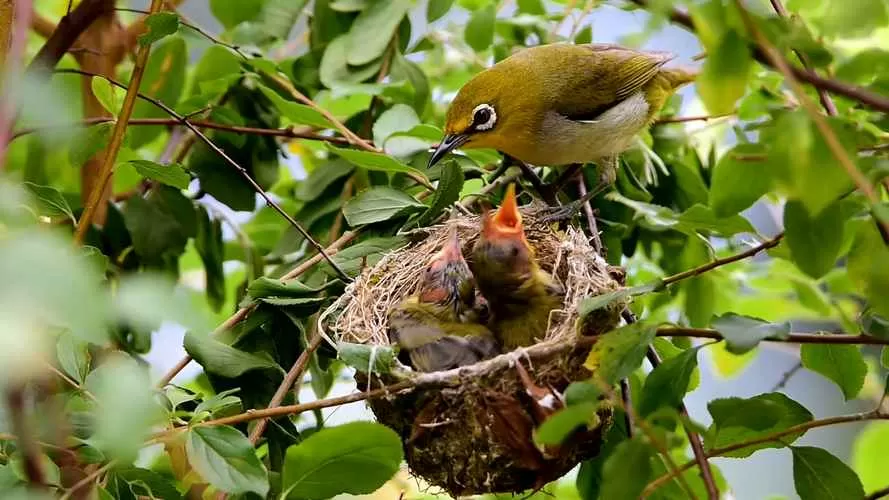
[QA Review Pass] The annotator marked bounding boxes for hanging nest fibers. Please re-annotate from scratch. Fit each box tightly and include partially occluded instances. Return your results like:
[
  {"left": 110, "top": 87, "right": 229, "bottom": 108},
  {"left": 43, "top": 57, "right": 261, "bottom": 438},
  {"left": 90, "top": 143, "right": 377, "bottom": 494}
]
[{"left": 319, "top": 205, "right": 627, "bottom": 497}]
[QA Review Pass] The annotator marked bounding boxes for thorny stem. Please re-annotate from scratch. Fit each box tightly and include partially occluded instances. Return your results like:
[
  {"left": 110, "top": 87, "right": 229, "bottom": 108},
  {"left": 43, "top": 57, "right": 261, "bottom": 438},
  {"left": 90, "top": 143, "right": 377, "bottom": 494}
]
[
  {"left": 72, "top": 0, "right": 167, "bottom": 245},
  {"left": 642, "top": 410, "right": 889, "bottom": 497},
  {"left": 57, "top": 68, "right": 353, "bottom": 281}
]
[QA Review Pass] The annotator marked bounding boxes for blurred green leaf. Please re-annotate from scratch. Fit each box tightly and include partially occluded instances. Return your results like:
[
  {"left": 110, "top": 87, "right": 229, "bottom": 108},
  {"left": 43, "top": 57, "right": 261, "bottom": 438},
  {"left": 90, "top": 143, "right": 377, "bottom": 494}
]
[
  {"left": 416, "top": 161, "right": 464, "bottom": 226},
  {"left": 129, "top": 160, "right": 190, "bottom": 190},
  {"left": 852, "top": 421, "right": 889, "bottom": 494},
  {"left": 347, "top": 0, "right": 412, "bottom": 66},
  {"left": 534, "top": 402, "right": 599, "bottom": 446},
  {"left": 130, "top": 36, "right": 187, "bottom": 148},
  {"left": 598, "top": 438, "right": 653, "bottom": 500},
  {"left": 23, "top": 182, "right": 75, "bottom": 223},
  {"left": 56, "top": 331, "right": 91, "bottom": 384},
  {"left": 792, "top": 446, "right": 865, "bottom": 500},
  {"left": 427, "top": 0, "right": 455, "bottom": 22},
  {"left": 210, "top": 0, "right": 263, "bottom": 29},
  {"left": 373, "top": 104, "right": 421, "bottom": 155},
  {"left": 116, "top": 273, "right": 210, "bottom": 334},
  {"left": 296, "top": 158, "right": 354, "bottom": 202},
  {"left": 575, "top": 25, "right": 593, "bottom": 44},
  {"left": 584, "top": 323, "right": 656, "bottom": 386},
  {"left": 258, "top": 0, "right": 310, "bottom": 40},
  {"left": 327, "top": 144, "right": 428, "bottom": 179},
  {"left": 282, "top": 421, "right": 402, "bottom": 499},
  {"left": 465, "top": 4, "right": 496, "bottom": 52},
  {"left": 258, "top": 84, "right": 334, "bottom": 128},
  {"left": 708, "top": 144, "right": 772, "bottom": 217},
  {"left": 517, "top": 0, "right": 545, "bottom": 14},
  {"left": 138, "top": 12, "right": 180, "bottom": 46},
  {"left": 91, "top": 77, "right": 123, "bottom": 116},
  {"left": 810, "top": 0, "right": 888, "bottom": 38},
  {"left": 184, "top": 331, "right": 282, "bottom": 378},
  {"left": 706, "top": 393, "right": 813, "bottom": 458},
  {"left": 195, "top": 206, "right": 226, "bottom": 312},
  {"left": 711, "top": 313, "right": 791, "bottom": 354},
  {"left": 698, "top": 29, "right": 751, "bottom": 115},
  {"left": 116, "top": 468, "right": 182, "bottom": 500},
  {"left": 319, "top": 35, "right": 384, "bottom": 88},
  {"left": 187, "top": 425, "right": 269, "bottom": 496},
  {"left": 639, "top": 346, "right": 700, "bottom": 418},
  {"left": 784, "top": 199, "right": 843, "bottom": 279},
  {"left": 320, "top": 236, "right": 409, "bottom": 276},
  {"left": 69, "top": 123, "right": 114, "bottom": 167},
  {"left": 578, "top": 282, "right": 659, "bottom": 318},
  {"left": 337, "top": 342, "right": 397, "bottom": 374},
  {"left": 800, "top": 343, "right": 866, "bottom": 401},
  {"left": 848, "top": 222, "right": 889, "bottom": 317}
]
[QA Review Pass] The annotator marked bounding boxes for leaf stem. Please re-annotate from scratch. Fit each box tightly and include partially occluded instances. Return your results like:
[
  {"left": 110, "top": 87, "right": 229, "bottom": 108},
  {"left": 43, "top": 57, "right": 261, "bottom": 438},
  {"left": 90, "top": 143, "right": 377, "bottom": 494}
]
[{"left": 72, "top": 0, "right": 167, "bottom": 245}]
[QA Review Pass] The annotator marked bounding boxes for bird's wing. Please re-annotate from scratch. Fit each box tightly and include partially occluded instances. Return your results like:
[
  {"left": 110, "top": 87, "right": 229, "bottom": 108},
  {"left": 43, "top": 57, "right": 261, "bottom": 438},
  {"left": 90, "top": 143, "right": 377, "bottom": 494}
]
[{"left": 559, "top": 44, "right": 676, "bottom": 122}]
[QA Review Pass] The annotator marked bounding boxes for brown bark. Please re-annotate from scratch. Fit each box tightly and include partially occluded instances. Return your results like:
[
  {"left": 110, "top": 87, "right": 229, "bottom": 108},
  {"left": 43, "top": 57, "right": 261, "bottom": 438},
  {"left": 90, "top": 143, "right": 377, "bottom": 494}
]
[{"left": 1, "top": 1, "right": 13, "bottom": 67}]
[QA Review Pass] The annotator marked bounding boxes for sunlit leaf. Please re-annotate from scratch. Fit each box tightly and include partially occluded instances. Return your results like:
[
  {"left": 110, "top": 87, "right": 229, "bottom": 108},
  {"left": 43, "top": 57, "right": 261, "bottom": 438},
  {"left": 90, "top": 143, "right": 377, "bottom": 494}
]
[
  {"left": 711, "top": 313, "right": 791, "bottom": 354},
  {"left": 800, "top": 343, "right": 866, "bottom": 401},
  {"left": 706, "top": 392, "right": 813, "bottom": 458},
  {"left": 186, "top": 425, "right": 269, "bottom": 496},
  {"left": 792, "top": 446, "right": 865, "bottom": 500},
  {"left": 138, "top": 12, "right": 180, "bottom": 46},
  {"left": 346, "top": 0, "right": 412, "bottom": 66}
]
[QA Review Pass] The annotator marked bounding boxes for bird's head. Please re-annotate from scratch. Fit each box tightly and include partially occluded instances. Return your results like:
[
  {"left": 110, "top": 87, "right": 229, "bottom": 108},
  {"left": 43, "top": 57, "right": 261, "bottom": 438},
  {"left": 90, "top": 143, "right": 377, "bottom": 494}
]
[
  {"left": 475, "top": 183, "right": 535, "bottom": 279},
  {"left": 417, "top": 227, "right": 476, "bottom": 309}
]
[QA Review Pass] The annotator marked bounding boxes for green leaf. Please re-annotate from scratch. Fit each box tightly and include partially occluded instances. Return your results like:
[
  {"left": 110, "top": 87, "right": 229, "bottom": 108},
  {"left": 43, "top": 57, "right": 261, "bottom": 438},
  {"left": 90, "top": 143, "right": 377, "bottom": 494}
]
[
  {"left": 23, "top": 182, "right": 75, "bottom": 223},
  {"left": 800, "top": 343, "right": 866, "bottom": 401},
  {"left": 599, "top": 438, "right": 654, "bottom": 500},
  {"left": 69, "top": 122, "right": 114, "bottom": 166},
  {"left": 711, "top": 313, "right": 791, "bottom": 354},
  {"left": 122, "top": 188, "right": 193, "bottom": 262},
  {"left": 116, "top": 467, "right": 182, "bottom": 500},
  {"left": 607, "top": 194, "right": 754, "bottom": 237},
  {"left": 416, "top": 161, "right": 464, "bottom": 226},
  {"left": 374, "top": 104, "right": 424, "bottom": 157},
  {"left": 465, "top": 4, "right": 496, "bottom": 52},
  {"left": 246, "top": 276, "right": 328, "bottom": 299},
  {"left": 574, "top": 25, "right": 593, "bottom": 44},
  {"left": 784, "top": 199, "right": 843, "bottom": 279},
  {"left": 184, "top": 331, "right": 282, "bottom": 378},
  {"left": 578, "top": 282, "right": 659, "bottom": 318},
  {"left": 639, "top": 346, "right": 700, "bottom": 417},
  {"left": 258, "top": 85, "right": 334, "bottom": 129},
  {"left": 319, "top": 35, "right": 384, "bottom": 88},
  {"left": 792, "top": 446, "right": 865, "bottom": 500},
  {"left": 296, "top": 159, "right": 354, "bottom": 202},
  {"left": 534, "top": 402, "right": 599, "bottom": 446},
  {"left": 91, "top": 77, "right": 123, "bottom": 116},
  {"left": 282, "top": 421, "right": 402, "bottom": 498},
  {"left": 115, "top": 273, "right": 210, "bottom": 335},
  {"left": 327, "top": 144, "right": 428, "bottom": 180},
  {"left": 584, "top": 323, "right": 656, "bottom": 386},
  {"left": 129, "top": 160, "right": 190, "bottom": 190},
  {"left": 193, "top": 389, "right": 243, "bottom": 421},
  {"left": 427, "top": 0, "right": 454, "bottom": 22},
  {"left": 321, "top": 236, "right": 408, "bottom": 276},
  {"left": 706, "top": 393, "right": 813, "bottom": 458},
  {"left": 343, "top": 187, "right": 425, "bottom": 226},
  {"left": 698, "top": 29, "right": 752, "bottom": 115},
  {"left": 848, "top": 223, "right": 889, "bottom": 318},
  {"left": 186, "top": 425, "right": 269, "bottom": 496},
  {"left": 56, "top": 331, "right": 91, "bottom": 384},
  {"left": 130, "top": 36, "right": 187, "bottom": 148},
  {"left": 852, "top": 421, "right": 889, "bottom": 494},
  {"left": 346, "top": 0, "right": 411, "bottom": 66},
  {"left": 517, "top": 0, "right": 545, "bottom": 14},
  {"left": 138, "top": 12, "right": 180, "bottom": 46},
  {"left": 337, "top": 342, "right": 397, "bottom": 374},
  {"left": 210, "top": 0, "right": 263, "bottom": 29},
  {"left": 883, "top": 347, "right": 889, "bottom": 368},
  {"left": 258, "top": 0, "right": 310, "bottom": 40},
  {"left": 195, "top": 206, "right": 226, "bottom": 313},
  {"left": 330, "top": 0, "right": 368, "bottom": 11},
  {"left": 811, "top": 0, "right": 888, "bottom": 38},
  {"left": 709, "top": 143, "right": 772, "bottom": 217}
]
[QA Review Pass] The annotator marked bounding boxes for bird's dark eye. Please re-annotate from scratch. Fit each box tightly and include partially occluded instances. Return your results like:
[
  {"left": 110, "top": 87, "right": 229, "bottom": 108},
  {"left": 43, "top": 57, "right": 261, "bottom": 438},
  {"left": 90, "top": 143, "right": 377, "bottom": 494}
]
[{"left": 474, "top": 107, "right": 491, "bottom": 125}]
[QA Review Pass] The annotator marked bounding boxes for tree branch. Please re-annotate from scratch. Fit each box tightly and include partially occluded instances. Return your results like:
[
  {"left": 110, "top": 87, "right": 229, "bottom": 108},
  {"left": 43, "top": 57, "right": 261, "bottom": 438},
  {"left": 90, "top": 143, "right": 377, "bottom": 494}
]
[
  {"left": 866, "top": 485, "right": 889, "bottom": 500},
  {"left": 29, "top": 13, "right": 56, "bottom": 38},
  {"left": 58, "top": 68, "right": 353, "bottom": 280},
  {"left": 662, "top": 233, "right": 784, "bottom": 286},
  {"left": 626, "top": 0, "right": 889, "bottom": 114},
  {"left": 0, "top": 0, "right": 32, "bottom": 170},
  {"left": 5, "top": 387, "right": 45, "bottom": 488},
  {"left": 10, "top": 117, "right": 355, "bottom": 146},
  {"left": 656, "top": 327, "right": 889, "bottom": 345},
  {"left": 642, "top": 410, "right": 889, "bottom": 497},
  {"left": 25, "top": 0, "right": 114, "bottom": 76}
]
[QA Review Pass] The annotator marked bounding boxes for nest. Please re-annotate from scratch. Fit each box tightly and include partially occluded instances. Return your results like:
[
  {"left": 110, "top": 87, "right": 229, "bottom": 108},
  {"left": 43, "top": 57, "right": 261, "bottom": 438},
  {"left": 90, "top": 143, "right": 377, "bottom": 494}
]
[{"left": 319, "top": 206, "right": 627, "bottom": 497}]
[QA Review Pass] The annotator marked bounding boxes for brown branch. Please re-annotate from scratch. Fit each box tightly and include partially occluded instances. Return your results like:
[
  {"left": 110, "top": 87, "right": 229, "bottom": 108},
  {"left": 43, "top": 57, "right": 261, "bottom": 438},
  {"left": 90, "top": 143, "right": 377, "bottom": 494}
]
[
  {"left": 626, "top": 0, "right": 889, "bottom": 114},
  {"left": 25, "top": 0, "right": 114, "bottom": 75},
  {"left": 767, "top": 0, "right": 837, "bottom": 115},
  {"left": 30, "top": 13, "right": 56, "bottom": 38},
  {"left": 73, "top": 0, "right": 166, "bottom": 245},
  {"left": 656, "top": 327, "right": 889, "bottom": 345},
  {"left": 642, "top": 410, "right": 889, "bottom": 497},
  {"left": 662, "top": 233, "right": 784, "bottom": 286},
  {"left": 10, "top": 117, "right": 355, "bottom": 145},
  {"left": 866, "top": 486, "right": 889, "bottom": 500},
  {"left": 646, "top": 348, "right": 718, "bottom": 499},
  {"left": 247, "top": 333, "right": 324, "bottom": 444},
  {"left": 155, "top": 231, "right": 359, "bottom": 388},
  {"left": 58, "top": 68, "right": 353, "bottom": 280},
  {"left": 59, "top": 460, "right": 116, "bottom": 500},
  {"left": 734, "top": 2, "right": 889, "bottom": 240},
  {"left": 122, "top": 0, "right": 186, "bottom": 51},
  {"left": 0, "top": 0, "right": 32, "bottom": 171},
  {"left": 5, "top": 387, "right": 45, "bottom": 488}
]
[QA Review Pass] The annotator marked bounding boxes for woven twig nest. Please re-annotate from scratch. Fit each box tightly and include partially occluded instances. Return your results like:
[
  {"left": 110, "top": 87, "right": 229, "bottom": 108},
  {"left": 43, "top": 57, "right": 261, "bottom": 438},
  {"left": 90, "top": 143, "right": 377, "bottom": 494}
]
[{"left": 319, "top": 206, "right": 627, "bottom": 497}]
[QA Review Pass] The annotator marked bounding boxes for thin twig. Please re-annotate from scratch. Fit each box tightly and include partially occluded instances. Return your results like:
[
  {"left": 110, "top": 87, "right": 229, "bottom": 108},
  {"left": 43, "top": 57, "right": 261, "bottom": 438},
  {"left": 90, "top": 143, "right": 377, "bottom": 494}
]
[
  {"left": 5, "top": 388, "right": 45, "bottom": 487},
  {"left": 30, "top": 13, "right": 56, "bottom": 38},
  {"left": 0, "top": 0, "right": 33, "bottom": 170},
  {"left": 626, "top": 0, "right": 889, "bottom": 114},
  {"left": 25, "top": 0, "right": 113, "bottom": 76},
  {"left": 155, "top": 231, "right": 358, "bottom": 388},
  {"left": 57, "top": 68, "right": 353, "bottom": 280},
  {"left": 72, "top": 0, "right": 167, "bottom": 245},
  {"left": 866, "top": 486, "right": 889, "bottom": 500},
  {"left": 59, "top": 460, "right": 116, "bottom": 500},
  {"left": 248, "top": 333, "right": 324, "bottom": 444},
  {"left": 662, "top": 233, "right": 784, "bottom": 286},
  {"left": 653, "top": 113, "right": 735, "bottom": 125},
  {"left": 656, "top": 328, "right": 889, "bottom": 345},
  {"left": 646, "top": 348, "right": 718, "bottom": 500},
  {"left": 10, "top": 117, "right": 355, "bottom": 145},
  {"left": 642, "top": 410, "right": 889, "bottom": 497},
  {"left": 771, "top": 361, "right": 803, "bottom": 391}
]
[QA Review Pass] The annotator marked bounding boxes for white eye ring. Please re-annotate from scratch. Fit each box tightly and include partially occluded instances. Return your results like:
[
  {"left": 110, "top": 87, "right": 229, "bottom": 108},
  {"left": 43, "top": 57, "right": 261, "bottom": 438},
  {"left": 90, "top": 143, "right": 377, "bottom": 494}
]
[{"left": 472, "top": 103, "right": 497, "bottom": 131}]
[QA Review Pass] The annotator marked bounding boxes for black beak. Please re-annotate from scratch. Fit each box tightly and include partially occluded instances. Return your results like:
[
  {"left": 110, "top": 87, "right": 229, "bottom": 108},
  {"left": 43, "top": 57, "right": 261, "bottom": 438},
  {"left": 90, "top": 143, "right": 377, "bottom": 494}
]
[{"left": 427, "top": 134, "right": 469, "bottom": 169}]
